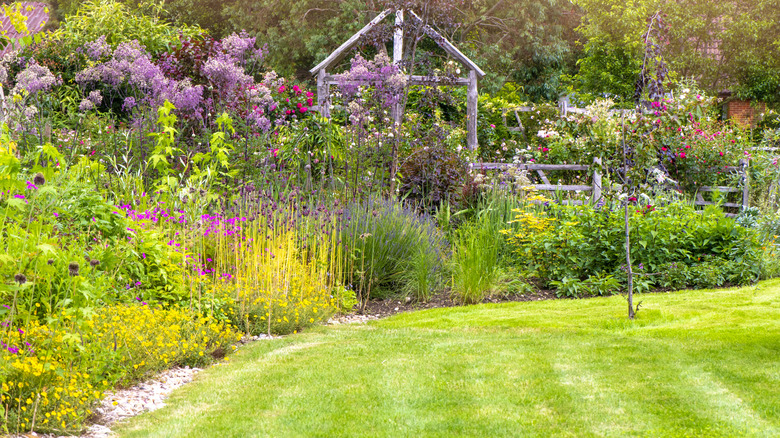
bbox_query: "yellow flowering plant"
[1,304,239,435]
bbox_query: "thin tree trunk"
[621,111,635,319]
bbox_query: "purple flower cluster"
[76,40,205,118]
[0,316,33,355]
[202,54,252,96]
[83,35,111,61]
[336,53,406,107]
[220,31,265,67]
[118,201,255,280]
[11,62,58,96]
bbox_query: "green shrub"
[505,201,762,292]
[0,165,186,315]
[52,0,202,56]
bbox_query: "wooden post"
[592,157,602,204]
[391,9,404,127]
[467,69,478,150]
[740,158,749,210]
[317,69,330,118]
[393,10,403,65]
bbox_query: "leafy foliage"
[399,146,468,212]
[505,201,762,294]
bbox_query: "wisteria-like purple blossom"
[336,53,406,107]
[83,35,111,60]
[202,53,252,94]
[88,90,102,105]
[79,99,94,112]
[12,62,58,96]
[221,32,265,67]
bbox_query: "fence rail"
[474,158,750,216]
[473,159,602,204]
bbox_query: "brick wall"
[725,99,765,126]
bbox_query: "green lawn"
[116,281,780,438]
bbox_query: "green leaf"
[0,254,15,265]
[36,243,57,255]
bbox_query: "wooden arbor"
[309,9,486,150]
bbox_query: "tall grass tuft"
[450,212,504,305]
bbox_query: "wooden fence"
[694,160,749,217]
[474,158,750,215]
[473,158,602,205]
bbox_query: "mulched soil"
[353,278,736,319]
[359,288,559,319]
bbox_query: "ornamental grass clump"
[339,197,447,308]
[450,213,505,305]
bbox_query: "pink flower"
[278,85,286,93]
[719,151,724,156]
[300,107,308,113]
[680,152,686,158]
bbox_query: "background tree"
[572,0,780,107]
[164,0,582,100]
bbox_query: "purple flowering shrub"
[68,31,313,138]
[75,40,206,119]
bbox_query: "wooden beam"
[527,184,594,192]
[393,9,404,65]
[698,186,742,193]
[476,163,591,171]
[740,159,749,210]
[694,201,742,208]
[407,10,486,78]
[324,75,470,87]
[467,69,478,151]
[391,9,404,127]
[310,9,393,76]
